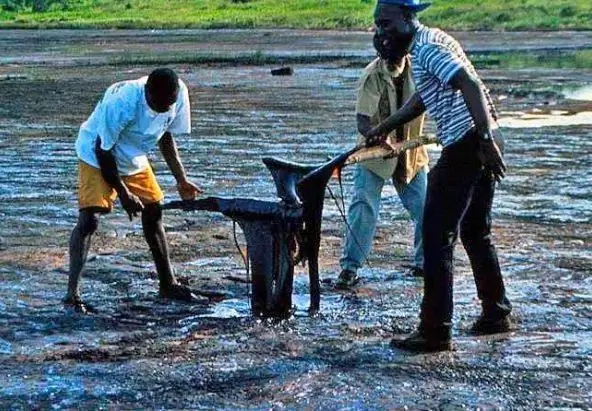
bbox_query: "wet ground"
[0,30,591,409]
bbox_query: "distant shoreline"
[1,29,590,71]
[0,0,590,31]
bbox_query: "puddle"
[189,298,250,320]
[564,84,592,101]
[499,110,592,128]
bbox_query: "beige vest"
[355,57,429,182]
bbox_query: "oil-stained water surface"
[0,30,590,409]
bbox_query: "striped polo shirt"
[409,24,498,147]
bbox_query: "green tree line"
[1,0,67,12]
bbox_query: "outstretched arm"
[365,92,426,145]
[158,132,203,200]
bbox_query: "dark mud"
[0,30,590,409]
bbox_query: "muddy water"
[0,31,591,409]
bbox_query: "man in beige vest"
[337,33,429,288]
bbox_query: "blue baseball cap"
[377,0,431,12]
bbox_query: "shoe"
[470,314,512,335]
[335,269,359,289]
[159,283,201,302]
[406,266,424,278]
[63,296,97,314]
[390,328,452,353]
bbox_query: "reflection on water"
[499,110,592,128]
[4,66,588,237]
[5,65,589,234]
[563,84,592,101]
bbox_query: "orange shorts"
[77,161,164,212]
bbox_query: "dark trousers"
[420,129,512,329]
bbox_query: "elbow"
[357,123,368,136]
[356,114,372,137]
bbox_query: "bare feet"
[63,296,97,314]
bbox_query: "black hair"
[146,68,179,96]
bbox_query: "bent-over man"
[64,68,202,313]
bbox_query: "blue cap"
[377,0,431,12]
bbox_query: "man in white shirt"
[65,68,202,313]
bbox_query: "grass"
[0,0,591,30]
[106,51,361,67]
[471,49,592,70]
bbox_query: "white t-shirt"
[76,76,191,175]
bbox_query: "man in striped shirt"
[368,0,513,352]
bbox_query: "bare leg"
[141,203,196,301]
[65,210,99,309]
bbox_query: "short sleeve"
[416,43,465,86]
[355,73,381,118]
[167,81,191,135]
[96,81,138,151]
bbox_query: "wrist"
[479,129,493,140]
[175,175,188,185]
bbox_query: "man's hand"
[120,190,144,221]
[177,178,203,200]
[384,140,405,158]
[478,137,506,183]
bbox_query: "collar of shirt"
[141,86,176,117]
[376,57,407,86]
[408,23,427,54]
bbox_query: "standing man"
[337,33,429,289]
[369,0,512,351]
[64,68,202,313]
